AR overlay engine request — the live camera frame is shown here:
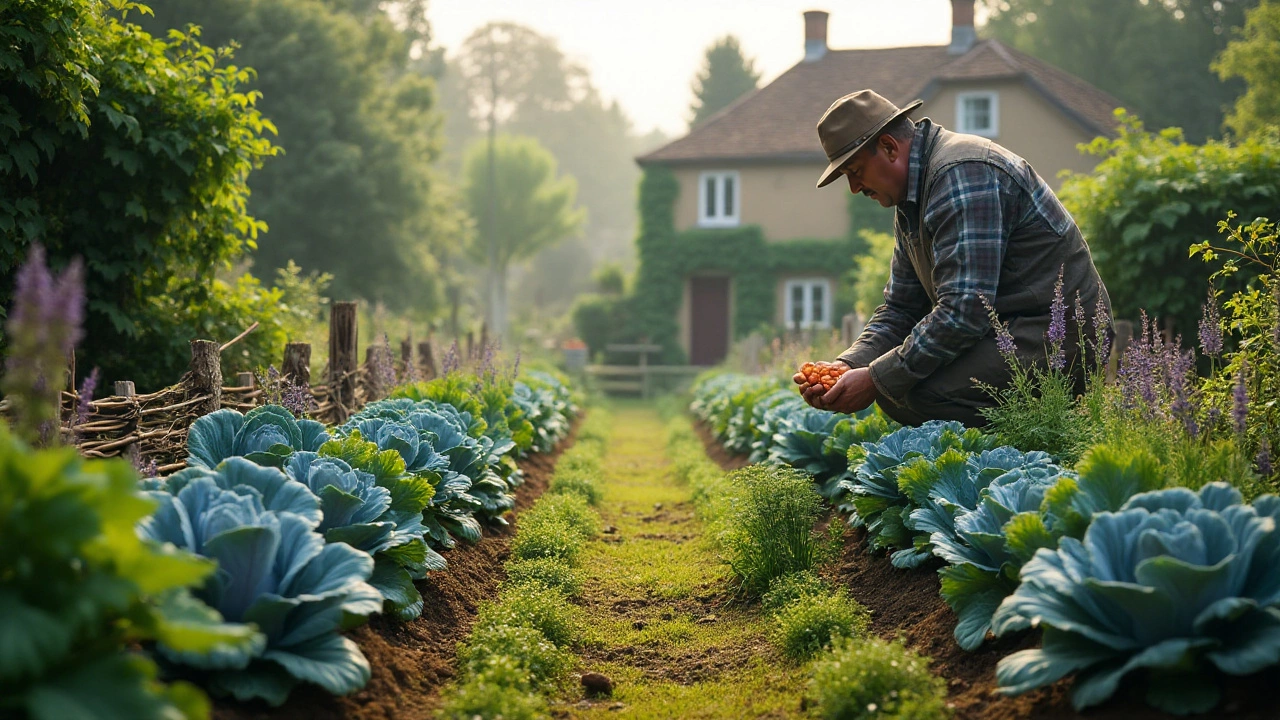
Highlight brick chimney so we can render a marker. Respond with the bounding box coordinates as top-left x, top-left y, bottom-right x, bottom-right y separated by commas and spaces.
803, 10, 829, 62
949, 0, 976, 55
